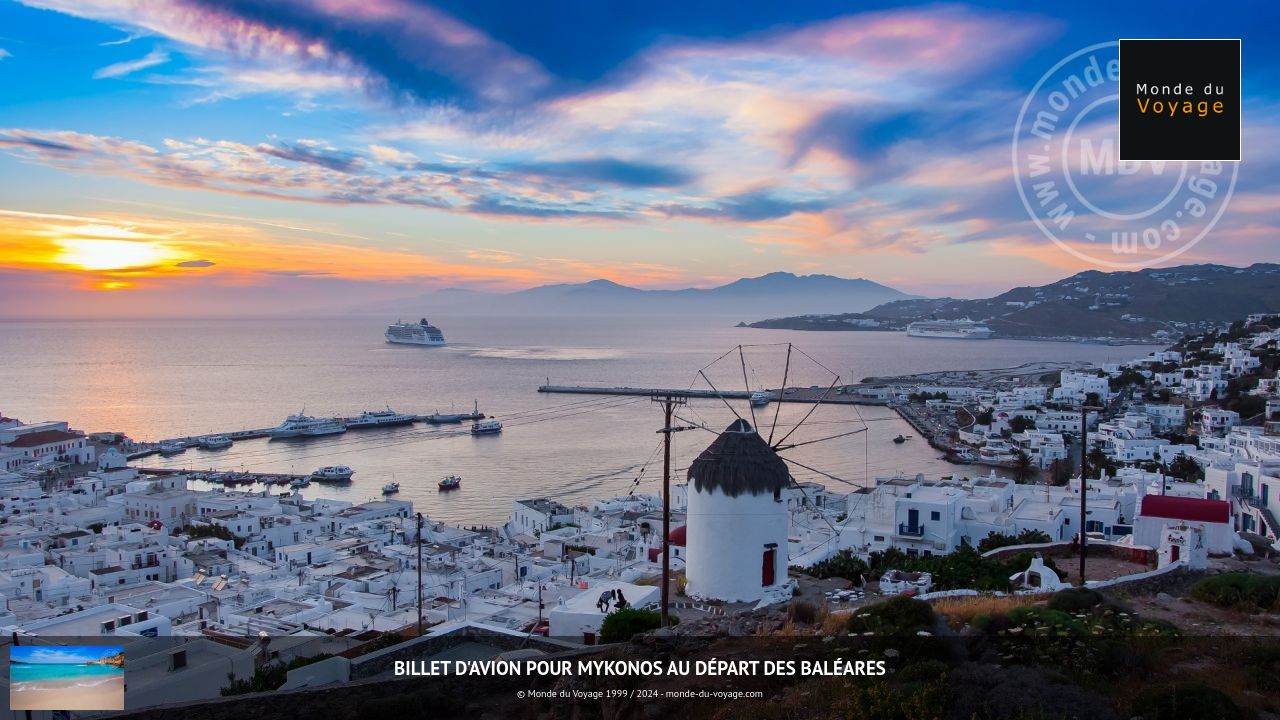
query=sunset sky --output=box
[1,1,1277,317]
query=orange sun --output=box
[53,239,183,271]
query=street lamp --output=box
[1078,404,1105,586]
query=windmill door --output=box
[762,547,776,586]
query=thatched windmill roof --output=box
[687,418,790,497]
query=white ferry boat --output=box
[199,435,232,450]
[471,419,503,435]
[301,419,347,437]
[270,414,347,439]
[346,407,416,429]
[385,318,446,346]
[310,465,354,482]
[905,319,994,340]
[750,390,772,407]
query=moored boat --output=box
[438,475,461,491]
[310,465,354,482]
[270,413,324,439]
[346,407,416,429]
[422,400,484,424]
[200,435,232,450]
[159,441,184,456]
[300,418,346,437]
[382,482,400,494]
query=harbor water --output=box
[0,315,1160,525]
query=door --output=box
[908,508,919,531]
[1171,544,1180,562]
[761,548,776,586]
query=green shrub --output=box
[221,653,332,695]
[845,596,935,636]
[362,631,408,653]
[1047,587,1103,613]
[976,529,1052,553]
[1131,682,1243,720]
[803,549,869,580]
[1189,572,1280,611]
[599,607,666,643]
[1006,606,1081,632]
[868,546,1064,592]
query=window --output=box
[930,511,941,521]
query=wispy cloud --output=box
[100,31,145,46]
[5,1,1278,286]
[93,48,170,79]
[0,48,12,60]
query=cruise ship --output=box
[385,318,446,346]
[905,319,994,340]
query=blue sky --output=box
[10,645,123,664]
[0,1,1277,316]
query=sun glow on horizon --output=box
[52,238,185,271]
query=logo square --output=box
[1119,39,1241,161]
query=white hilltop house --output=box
[684,419,791,603]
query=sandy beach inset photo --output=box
[9,645,125,711]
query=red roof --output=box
[669,525,686,547]
[1140,495,1230,524]
[3,429,81,448]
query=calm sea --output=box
[0,315,1160,525]
[9,663,123,683]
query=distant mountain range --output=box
[748,264,1280,341]
[363,272,917,317]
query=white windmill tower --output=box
[678,344,865,604]
[685,417,791,602]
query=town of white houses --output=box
[3,314,1280,704]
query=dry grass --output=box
[929,594,1044,629]
[821,609,856,636]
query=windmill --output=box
[687,343,869,487]
[653,343,868,617]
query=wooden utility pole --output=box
[1078,405,1103,586]
[653,393,687,627]
[415,512,424,635]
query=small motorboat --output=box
[893,435,908,444]
[310,465,354,482]
[471,419,503,435]
[382,482,400,494]
[200,435,232,450]
[438,475,461,491]
[159,441,185,456]
[289,476,310,488]
[750,390,772,407]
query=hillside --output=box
[749,264,1280,341]
[365,272,916,317]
